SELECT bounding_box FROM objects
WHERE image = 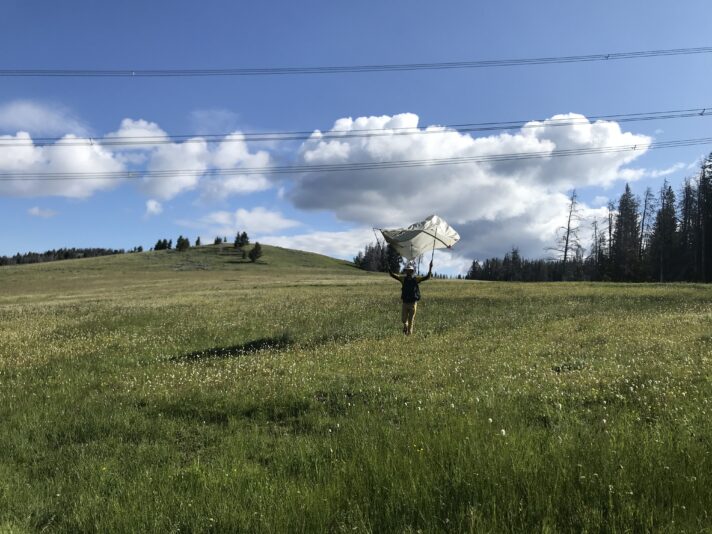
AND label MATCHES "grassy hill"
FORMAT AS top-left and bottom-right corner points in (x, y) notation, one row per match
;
(0, 242), (356, 275)
(0, 243), (361, 303)
(1, 246), (712, 532)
